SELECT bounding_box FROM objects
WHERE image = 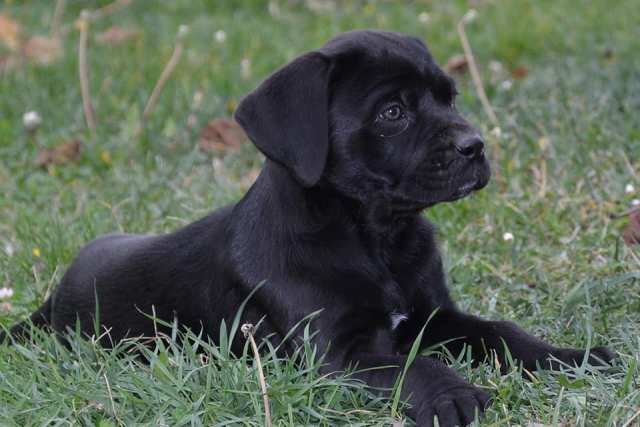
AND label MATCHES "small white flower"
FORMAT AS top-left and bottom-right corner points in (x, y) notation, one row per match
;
(503, 232), (514, 241)
(177, 25), (189, 39)
(489, 60), (504, 74)
(4, 243), (14, 257)
(462, 9), (478, 24)
(0, 287), (14, 300)
(499, 80), (513, 91)
(23, 111), (42, 131)
(214, 30), (226, 43)
(632, 199), (640, 207)
(241, 58), (251, 80)
(212, 158), (224, 174)
(625, 183), (635, 194)
(490, 126), (502, 139)
(418, 12), (430, 24)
